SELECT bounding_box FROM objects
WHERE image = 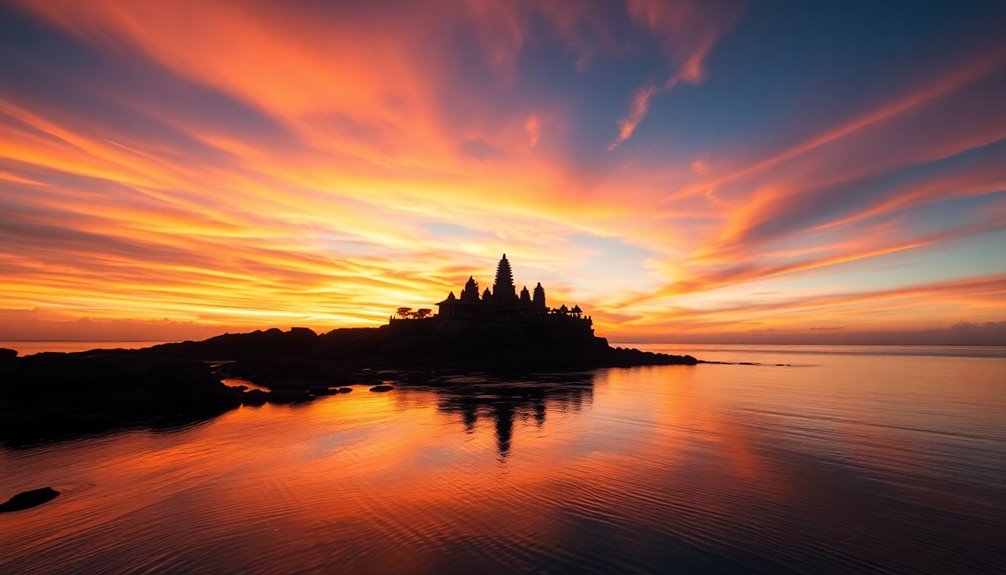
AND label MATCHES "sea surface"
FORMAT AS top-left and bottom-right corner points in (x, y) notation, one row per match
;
(1, 341), (166, 355)
(2, 344), (1005, 574)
